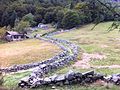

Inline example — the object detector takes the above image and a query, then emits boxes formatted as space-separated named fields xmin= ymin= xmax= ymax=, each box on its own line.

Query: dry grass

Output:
xmin=0 ymin=27 xmax=6 ymax=39
xmin=0 ymin=39 xmax=61 ymax=68
xmin=54 ymin=22 xmax=120 ymax=66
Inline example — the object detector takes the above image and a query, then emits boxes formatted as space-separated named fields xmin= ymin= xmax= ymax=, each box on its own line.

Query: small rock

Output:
xmin=52 ymin=86 xmax=56 ymax=89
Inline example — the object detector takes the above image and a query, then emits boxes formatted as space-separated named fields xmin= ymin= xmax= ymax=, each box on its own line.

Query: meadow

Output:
xmin=0 ymin=39 xmax=61 ymax=68
xmin=54 ymin=22 xmax=120 ymax=67
xmin=2 ymin=22 xmax=120 ymax=90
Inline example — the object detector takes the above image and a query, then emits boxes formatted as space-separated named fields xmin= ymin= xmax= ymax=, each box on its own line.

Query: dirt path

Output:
xmin=73 ymin=53 xmax=107 ymax=69
xmin=73 ymin=53 xmax=120 ymax=69
xmin=92 ymin=65 xmax=120 ymax=69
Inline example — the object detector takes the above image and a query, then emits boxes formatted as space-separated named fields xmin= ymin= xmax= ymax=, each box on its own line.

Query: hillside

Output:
xmin=54 ymin=22 xmax=120 ymax=67
xmin=2 ymin=22 xmax=120 ymax=90
xmin=0 ymin=0 xmax=120 ymax=89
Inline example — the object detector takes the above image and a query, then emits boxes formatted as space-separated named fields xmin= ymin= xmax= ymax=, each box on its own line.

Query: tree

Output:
xmin=56 ymin=10 xmax=64 ymax=28
xmin=9 ymin=11 xmax=17 ymax=27
xmin=35 ymin=7 xmax=47 ymax=18
xmin=1 ymin=11 xmax=9 ymax=27
xmin=44 ymin=12 xmax=55 ymax=23
xmin=22 ymin=13 xmax=36 ymax=26
xmin=62 ymin=10 xmax=80 ymax=29
xmin=14 ymin=20 xmax=30 ymax=32
xmin=34 ymin=14 xmax=43 ymax=25
xmin=0 ymin=71 xmax=3 ymax=86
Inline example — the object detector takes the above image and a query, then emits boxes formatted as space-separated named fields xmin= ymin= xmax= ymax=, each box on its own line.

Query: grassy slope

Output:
xmin=54 ymin=22 xmax=120 ymax=66
xmin=2 ymin=22 xmax=120 ymax=90
xmin=30 ymin=22 xmax=120 ymax=90
xmin=41 ymin=21 xmax=120 ymax=90
xmin=3 ymin=71 xmax=31 ymax=89
xmin=1 ymin=26 xmax=61 ymax=89
xmin=2 ymin=39 xmax=61 ymax=88
xmin=0 ymin=39 xmax=61 ymax=68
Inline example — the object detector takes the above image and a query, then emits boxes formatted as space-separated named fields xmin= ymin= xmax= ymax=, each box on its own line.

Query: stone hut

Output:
xmin=38 ymin=23 xmax=49 ymax=30
xmin=4 ymin=31 xmax=29 ymax=41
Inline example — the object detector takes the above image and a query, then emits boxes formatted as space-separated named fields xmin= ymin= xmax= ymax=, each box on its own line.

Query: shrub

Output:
xmin=0 ymin=27 xmax=7 ymax=39
xmin=44 ymin=12 xmax=55 ymax=23
xmin=14 ymin=21 xmax=30 ymax=32
xmin=22 ymin=13 xmax=36 ymax=26
xmin=62 ymin=10 xmax=80 ymax=29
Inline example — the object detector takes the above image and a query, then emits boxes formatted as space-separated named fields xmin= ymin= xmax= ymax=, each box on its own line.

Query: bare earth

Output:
xmin=0 ymin=39 xmax=61 ymax=68
xmin=73 ymin=53 xmax=107 ymax=69
xmin=73 ymin=52 xmax=120 ymax=69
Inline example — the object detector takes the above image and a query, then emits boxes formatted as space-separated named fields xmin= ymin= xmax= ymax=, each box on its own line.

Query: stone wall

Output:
xmin=0 ymin=35 xmax=80 ymax=73
xmin=18 ymin=70 xmax=104 ymax=88
xmin=18 ymin=35 xmax=81 ymax=88
xmin=19 ymin=70 xmax=120 ymax=88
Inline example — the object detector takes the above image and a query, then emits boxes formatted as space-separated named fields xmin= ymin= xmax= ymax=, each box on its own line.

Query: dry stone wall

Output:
xmin=0 ymin=35 xmax=79 ymax=73
xmin=18 ymin=35 xmax=80 ymax=88
xmin=19 ymin=70 xmax=120 ymax=88
xmin=18 ymin=31 xmax=120 ymax=88
xmin=19 ymin=70 xmax=104 ymax=88
xmin=1 ymin=29 xmax=120 ymax=88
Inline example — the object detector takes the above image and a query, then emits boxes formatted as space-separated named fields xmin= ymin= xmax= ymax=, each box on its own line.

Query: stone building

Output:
xmin=4 ymin=31 xmax=29 ymax=41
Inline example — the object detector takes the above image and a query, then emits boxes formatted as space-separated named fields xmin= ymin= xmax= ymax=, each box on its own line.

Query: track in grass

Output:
xmin=54 ymin=22 xmax=120 ymax=67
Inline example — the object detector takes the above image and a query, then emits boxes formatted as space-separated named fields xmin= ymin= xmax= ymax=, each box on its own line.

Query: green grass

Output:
xmin=3 ymin=71 xmax=31 ymax=89
xmin=29 ymin=84 xmax=120 ymax=90
xmin=0 ymin=39 xmax=7 ymax=44
xmin=3 ymin=67 xmax=120 ymax=90
xmin=31 ymin=67 xmax=120 ymax=90
xmin=2 ymin=22 xmax=120 ymax=90
xmin=54 ymin=22 xmax=120 ymax=66
xmin=3 ymin=64 xmax=120 ymax=89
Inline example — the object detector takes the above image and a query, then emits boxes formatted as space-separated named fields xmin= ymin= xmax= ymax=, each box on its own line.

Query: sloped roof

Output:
xmin=6 ymin=31 xmax=19 ymax=35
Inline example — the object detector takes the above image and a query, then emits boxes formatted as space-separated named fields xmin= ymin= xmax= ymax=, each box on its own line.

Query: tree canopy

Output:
xmin=0 ymin=0 xmax=119 ymax=31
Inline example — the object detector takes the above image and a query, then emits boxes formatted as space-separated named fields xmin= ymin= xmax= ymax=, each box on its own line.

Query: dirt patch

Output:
xmin=74 ymin=52 xmax=120 ymax=69
xmin=93 ymin=65 xmax=120 ymax=69
xmin=100 ymin=45 xmax=109 ymax=48
xmin=73 ymin=53 xmax=107 ymax=69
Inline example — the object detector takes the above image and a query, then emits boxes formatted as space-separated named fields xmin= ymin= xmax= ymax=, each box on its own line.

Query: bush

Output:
xmin=14 ymin=21 xmax=30 ymax=32
xmin=34 ymin=14 xmax=43 ymax=25
xmin=55 ymin=10 xmax=64 ymax=28
xmin=22 ymin=13 xmax=36 ymax=26
xmin=44 ymin=12 xmax=55 ymax=23
xmin=0 ymin=27 xmax=7 ymax=39
xmin=0 ymin=71 xmax=3 ymax=85
xmin=62 ymin=10 xmax=80 ymax=29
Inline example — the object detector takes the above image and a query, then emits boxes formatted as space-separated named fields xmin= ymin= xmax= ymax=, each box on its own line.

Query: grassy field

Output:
xmin=2 ymin=22 xmax=120 ymax=90
xmin=54 ymin=22 xmax=120 ymax=66
xmin=3 ymin=71 xmax=31 ymax=89
xmin=3 ymin=67 xmax=120 ymax=89
xmin=0 ymin=39 xmax=61 ymax=68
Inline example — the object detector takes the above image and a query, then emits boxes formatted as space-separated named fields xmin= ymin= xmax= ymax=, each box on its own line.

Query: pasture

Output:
xmin=54 ymin=22 xmax=120 ymax=67
xmin=2 ymin=22 xmax=120 ymax=90
xmin=0 ymin=39 xmax=61 ymax=68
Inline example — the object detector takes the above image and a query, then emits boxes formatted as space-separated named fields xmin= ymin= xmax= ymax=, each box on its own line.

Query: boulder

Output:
xmin=65 ymin=70 xmax=75 ymax=80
